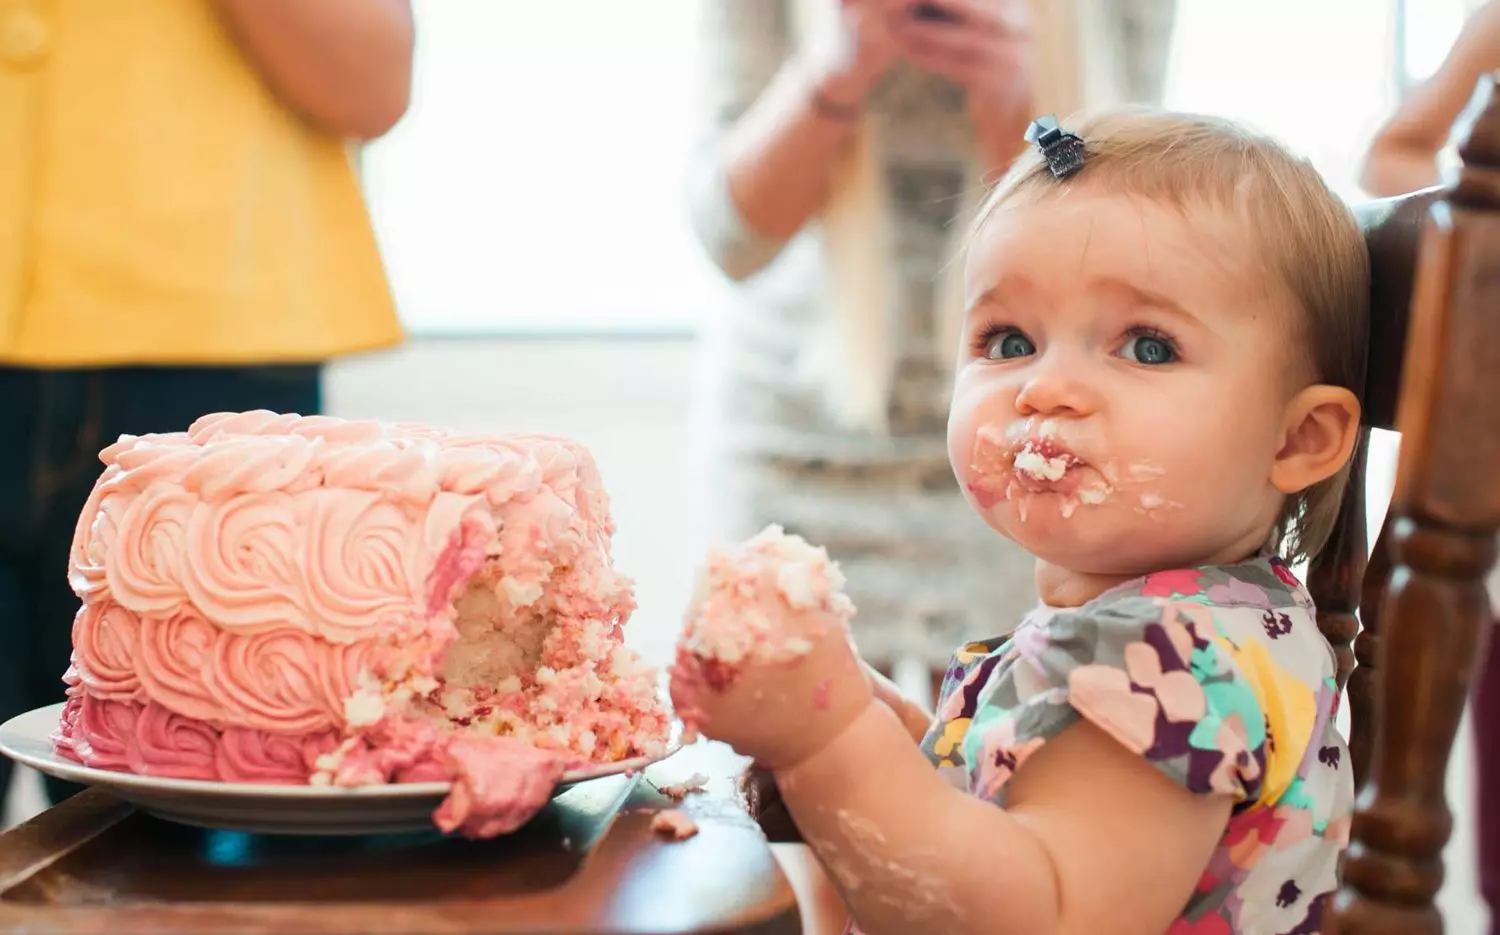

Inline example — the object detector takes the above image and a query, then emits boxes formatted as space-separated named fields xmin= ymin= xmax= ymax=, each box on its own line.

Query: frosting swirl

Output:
xmin=136 ymin=610 xmax=222 ymax=722
xmin=216 ymin=727 xmax=334 ymax=783
xmin=70 ymin=600 xmax=142 ymax=700
xmin=131 ymin=703 xmax=218 ymax=780
xmin=105 ymin=483 xmax=195 ymax=613
xmin=436 ymin=446 xmax=539 ymax=506
xmin=188 ymin=410 xmax=303 ymax=443
xmin=317 ymin=440 xmax=442 ymax=506
xmin=68 ymin=469 xmax=123 ymax=598
xmin=292 ymin=416 xmax=388 ymax=446
xmin=180 ymin=492 xmax=305 ymax=631
xmin=185 ymin=435 xmax=322 ymax=501
xmin=206 ymin=628 xmax=340 ymax=733
xmin=301 ymin=489 xmax=423 ymax=642
xmin=70 ymin=694 xmax=137 ymax=770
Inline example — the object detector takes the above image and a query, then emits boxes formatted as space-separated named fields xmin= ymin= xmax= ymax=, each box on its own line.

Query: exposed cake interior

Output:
xmin=324 ymin=546 xmax=666 ymax=777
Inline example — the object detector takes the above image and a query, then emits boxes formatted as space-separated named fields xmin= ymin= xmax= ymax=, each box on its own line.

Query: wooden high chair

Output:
xmin=1310 ymin=84 xmax=1500 ymax=933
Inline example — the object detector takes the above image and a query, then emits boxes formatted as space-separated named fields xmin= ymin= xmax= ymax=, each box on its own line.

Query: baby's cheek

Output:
xmin=1120 ymin=439 xmax=1228 ymax=522
xmin=947 ymin=380 xmax=1009 ymax=474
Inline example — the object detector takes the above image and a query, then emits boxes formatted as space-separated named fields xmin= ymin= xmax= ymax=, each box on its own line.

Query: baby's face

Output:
xmin=948 ymin=191 xmax=1301 ymax=576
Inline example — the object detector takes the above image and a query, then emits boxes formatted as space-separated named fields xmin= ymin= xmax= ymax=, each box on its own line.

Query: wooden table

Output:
xmin=0 ymin=741 xmax=802 ymax=935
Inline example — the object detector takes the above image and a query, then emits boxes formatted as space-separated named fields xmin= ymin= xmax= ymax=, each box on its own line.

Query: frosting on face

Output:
xmin=960 ymin=411 xmax=1191 ymax=527
xmin=54 ymin=411 xmax=669 ymax=837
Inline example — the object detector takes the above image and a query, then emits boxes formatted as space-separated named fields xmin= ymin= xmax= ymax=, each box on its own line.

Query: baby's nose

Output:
xmin=1013 ymin=360 xmax=1096 ymax=416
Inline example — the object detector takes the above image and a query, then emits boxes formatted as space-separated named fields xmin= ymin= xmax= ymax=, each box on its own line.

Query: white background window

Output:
xmin=362 ymin=0 xmax=722 ymax=336
xmin=1164 ymin=0 xmax=1475 ymax=201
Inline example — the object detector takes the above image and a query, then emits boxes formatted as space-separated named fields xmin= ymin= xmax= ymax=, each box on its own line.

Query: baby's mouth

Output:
xmin=1010 ymin=437 xmax=1084 ymax=492
xmin=967 ymin=421 xmax=1114 ymax=516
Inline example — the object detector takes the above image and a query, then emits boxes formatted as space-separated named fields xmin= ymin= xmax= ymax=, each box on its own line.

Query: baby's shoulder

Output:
xmin=939 ymin=555 xmax=1345 ymax=808
xmin=1070 ymin=555 xmax=1337 ymax=692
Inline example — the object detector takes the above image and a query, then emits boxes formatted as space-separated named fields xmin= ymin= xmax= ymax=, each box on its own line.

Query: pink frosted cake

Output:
xmin=53 ymin=411 xmax=670 ymax=836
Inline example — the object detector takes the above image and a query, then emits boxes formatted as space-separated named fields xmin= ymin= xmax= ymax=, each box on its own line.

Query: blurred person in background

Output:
xmin=686 ymin=0 xmax=1040 ymax=702
xmin=1361 ymin=0 xmax=1500 ymax=195
xmin=0 ymin=0 xmax=412 ymax=807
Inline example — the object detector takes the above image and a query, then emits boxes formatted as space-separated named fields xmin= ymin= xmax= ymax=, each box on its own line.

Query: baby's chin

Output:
xmin=977 ymin=494 xmax=1185 ymax=576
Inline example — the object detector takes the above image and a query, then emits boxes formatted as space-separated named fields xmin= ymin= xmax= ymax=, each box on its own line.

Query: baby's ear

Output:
xmin=1270 ymin=385 xmax=1361 ymax=494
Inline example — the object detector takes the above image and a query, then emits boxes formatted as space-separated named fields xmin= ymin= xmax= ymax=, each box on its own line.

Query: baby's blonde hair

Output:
xmin=973 ymin=107 xmax=1370 ymax=564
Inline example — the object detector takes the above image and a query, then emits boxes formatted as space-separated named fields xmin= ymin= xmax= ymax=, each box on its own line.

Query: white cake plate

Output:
xmin=0 ymin=703 xmax=681 ymax=836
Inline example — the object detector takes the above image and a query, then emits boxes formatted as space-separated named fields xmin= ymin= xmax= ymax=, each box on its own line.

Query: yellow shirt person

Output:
xmin=0 ymin=0 xmax=405 ymax=364
xmin=0 ymin=0 xmax=413 ymax=809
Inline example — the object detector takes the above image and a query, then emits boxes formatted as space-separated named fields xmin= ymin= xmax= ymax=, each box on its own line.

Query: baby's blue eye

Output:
xmin=987 ymin=331 xmax=1035 ymax=360
xmin=1122 ymin=334 xmax=1176 ymax=365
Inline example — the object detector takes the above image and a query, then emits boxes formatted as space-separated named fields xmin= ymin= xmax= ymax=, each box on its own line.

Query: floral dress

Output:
xmin=920 ymin=556 xmax=1354 ymax=934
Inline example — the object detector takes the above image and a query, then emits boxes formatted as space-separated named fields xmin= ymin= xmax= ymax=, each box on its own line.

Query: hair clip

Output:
xmin=1024 ymin=115 xmax=1086 ymax=180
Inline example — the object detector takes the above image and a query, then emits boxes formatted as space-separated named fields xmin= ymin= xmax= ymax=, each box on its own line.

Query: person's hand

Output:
xmin=671 ymin=598 xmax=875 ymax=770
xmin=668 ymin=527 xmax=877 ymax=771
xmin=893 ymin=0 xmax=1034 ymax=161
xmin=801 ymin=0 xmax=912 ymax=109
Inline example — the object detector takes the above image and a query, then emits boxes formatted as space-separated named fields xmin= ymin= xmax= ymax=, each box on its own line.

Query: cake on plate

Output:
xmin=53 ymin=410 xmax=670 ymax=837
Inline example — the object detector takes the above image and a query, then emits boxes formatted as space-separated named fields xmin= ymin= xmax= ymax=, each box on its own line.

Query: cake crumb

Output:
xmin=650 ymin=809 xmax=700 ymax=841
xmin=657 ymin=772 xmax=711 ymax=801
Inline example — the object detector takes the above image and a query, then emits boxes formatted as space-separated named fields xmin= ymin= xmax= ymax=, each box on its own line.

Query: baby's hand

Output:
xmin=669 ymin=525 xmax=874 ymax=770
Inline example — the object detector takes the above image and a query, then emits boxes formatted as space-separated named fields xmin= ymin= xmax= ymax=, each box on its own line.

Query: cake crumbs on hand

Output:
xmin=650 ymin=809 xmax=700 ymax=841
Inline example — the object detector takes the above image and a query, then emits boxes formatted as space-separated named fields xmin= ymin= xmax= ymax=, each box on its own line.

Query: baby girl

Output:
xmin=672 ymin=107 xmax=1364 ymax=935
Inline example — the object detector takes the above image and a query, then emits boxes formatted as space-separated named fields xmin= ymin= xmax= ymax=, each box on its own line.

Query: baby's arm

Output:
xmin=775 ymin=703 xmax=1231 ymax=935
xmin=672 ymin=528 xmax=1249 ymax=934
xmin=864 ymin=663 xmax=933 ymax=741
xmin=214 ymin=0 xmax=415 ymax=140
xmin=742 ymin=663 xmax=929 ymax=839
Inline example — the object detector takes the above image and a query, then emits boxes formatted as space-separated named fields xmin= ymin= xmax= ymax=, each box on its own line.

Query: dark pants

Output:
xmin=0 ymin=364 xmax=321 ymax=808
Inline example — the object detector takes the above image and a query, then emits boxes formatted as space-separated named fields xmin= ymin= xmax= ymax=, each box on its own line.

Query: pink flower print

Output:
xmin=1068 ymin=663 xmax=1161 ymax=755
xmin=1205 ymin=577 xmax=1268 ymax=606
xmin=1223 ymin=805 xmax=1286 ymax=870
xmin=1273 ymin=804 xmax=1315 ymax=849
xmin=1161 ymin=602 xmax=1215 ymax=659
xmin=1167 ymin=914 xmax=1233 ymax=934
xmin=938 ymin=686 xmax=968 ymax=722
xmin=1123 ymin=642 xmax=1208 ymax=722
xmin=1142 ymin=568 xmax=1206 ymax=599
xmin=1205 ymin=712 xmax=1262 ymax=796
xmin=1192 ymin=867 xmax=1219 ymax=894
xmin=1270 ymin=559 xmax=1301 ymax=590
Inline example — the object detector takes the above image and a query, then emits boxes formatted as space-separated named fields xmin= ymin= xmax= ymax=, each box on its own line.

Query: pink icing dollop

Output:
xmin=433 ymin=735 xmax=568 ymax=838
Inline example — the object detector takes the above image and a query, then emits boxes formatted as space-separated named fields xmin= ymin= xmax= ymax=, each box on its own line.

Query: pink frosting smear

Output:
xmin=53 ymin=411 xmax=671 ymax=837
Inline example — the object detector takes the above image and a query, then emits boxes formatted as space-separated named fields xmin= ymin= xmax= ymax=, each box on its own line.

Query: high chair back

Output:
xmin=1309 ymin=86 xmax=1500 ymax=933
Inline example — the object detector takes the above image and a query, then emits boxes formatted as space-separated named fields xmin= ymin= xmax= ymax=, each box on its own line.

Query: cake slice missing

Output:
xmin=54 ymin=411 xmax=669 ymax=836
